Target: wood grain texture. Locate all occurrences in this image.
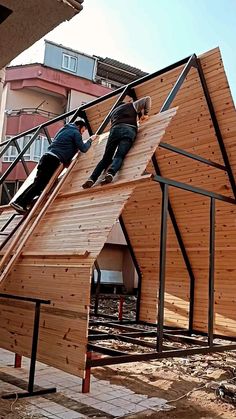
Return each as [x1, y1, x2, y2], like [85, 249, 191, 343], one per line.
[0, 109, 176, 376]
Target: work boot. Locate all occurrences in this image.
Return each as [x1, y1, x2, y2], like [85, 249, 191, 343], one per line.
[82, 178, 94, 189]
[10, 202, 27, 214]
[101, 173, 114, 185]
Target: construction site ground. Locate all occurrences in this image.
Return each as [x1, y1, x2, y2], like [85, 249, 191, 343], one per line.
[0, 296, 236, 418]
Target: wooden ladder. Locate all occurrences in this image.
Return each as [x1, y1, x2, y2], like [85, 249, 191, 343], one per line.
[0, 157, 78, 284]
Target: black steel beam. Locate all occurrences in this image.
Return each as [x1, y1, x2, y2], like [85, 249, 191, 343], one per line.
[157, 184, 168, 352]
[0, 54, 191, 174]
[208, 197, 215, 348]
[92, 313, 122, 320]
[195, 58, 236, 199]
[159, 142, 226, 171]
[89, 333, 178, 351]
[77, 55, 191, 114]
[191, 329, 236, 342]
[94, 260, 101, 316]
[87, 343, 127, 356]
[42, 127, 52, 145]
[153, 175, 236, 205]
[160, 54, 197, 112]
[164, 333, 208, 347]
[28, 301, 40, 393]
[89, 321, 139, 332]
[0, 213, 17, 231]
[88, 343, 236, 367]
[138, 320, 189, 332]
[2, 387, 56, 400]
[0, 127, 42, 184]
[0, 215, 26, 252]
[0, 110, 74, 147]
[0, 293, 50, 304]
[96, 85, 129, 135]
[80, 110, 93, 136]
[89, 333, 116, 341]
[13, 140, 30, 177]
[2, 183, 12, 202]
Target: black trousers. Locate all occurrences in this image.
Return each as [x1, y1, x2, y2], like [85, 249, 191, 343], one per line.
[15, 154, 61, 209]
[90, 124, 137, 182]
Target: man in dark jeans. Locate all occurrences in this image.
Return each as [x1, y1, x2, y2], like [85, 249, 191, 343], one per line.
[82, 95, 151, 188]
[11, 120, 96, 214]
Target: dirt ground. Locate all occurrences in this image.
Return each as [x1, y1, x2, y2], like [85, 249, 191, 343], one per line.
[91, 296, 236, 418]
[93, 352, 236, 418]
[0, 398, 29, 419]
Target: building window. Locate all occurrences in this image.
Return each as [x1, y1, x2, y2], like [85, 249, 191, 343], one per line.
[62, 53, 77, 73]
[3, 135, 49, 163]
[33, 136, 49, 161]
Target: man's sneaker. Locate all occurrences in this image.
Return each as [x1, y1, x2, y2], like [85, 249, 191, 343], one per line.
[82, 178, 94, 189]
[10, 202, 27, 214]
[101, 173, 114, 185]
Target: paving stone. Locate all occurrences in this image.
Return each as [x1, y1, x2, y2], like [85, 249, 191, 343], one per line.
[93, 392, 118, 402]
[122, 393, 148, 402]
[41, 402, 70, 415]
[139, 396, 168, 408]
[94, 401, 129, 416]
[56, 411, 87, 419]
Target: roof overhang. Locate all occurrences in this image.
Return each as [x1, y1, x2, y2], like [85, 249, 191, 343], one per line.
[0, 0, 83, 69]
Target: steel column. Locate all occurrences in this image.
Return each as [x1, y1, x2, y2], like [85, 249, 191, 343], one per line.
[157, 184, 168, 352]
[152, 158, 196, 331]
[0, 294, 56, 399]
[208, 197, 215, 347]
[94, 260, 101, 316]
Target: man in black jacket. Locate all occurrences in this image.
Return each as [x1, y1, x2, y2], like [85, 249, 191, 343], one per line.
[11, 120, 96, 213]
[82, 95, 151, 188]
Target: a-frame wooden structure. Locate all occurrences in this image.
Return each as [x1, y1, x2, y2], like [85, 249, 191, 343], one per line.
[0, 48, 236, 392]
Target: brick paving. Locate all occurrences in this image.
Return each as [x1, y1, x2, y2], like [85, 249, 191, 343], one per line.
[0, 349, 170, 418]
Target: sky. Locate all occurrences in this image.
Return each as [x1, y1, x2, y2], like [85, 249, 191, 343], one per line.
[11, 0, 236, 102]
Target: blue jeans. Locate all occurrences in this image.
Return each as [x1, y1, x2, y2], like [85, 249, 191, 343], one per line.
[90, 124, 137, 182]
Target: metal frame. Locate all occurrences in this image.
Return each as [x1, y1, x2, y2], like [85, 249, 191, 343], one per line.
[0, 51, 235, 374]
[0, 213, 27, 251]
[1, 52, 233, 200]
[0, 293, 56, 399]
[157, 184, 168, 353]
[87, 172, 236, 368]
[93, 260, 101, 316]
